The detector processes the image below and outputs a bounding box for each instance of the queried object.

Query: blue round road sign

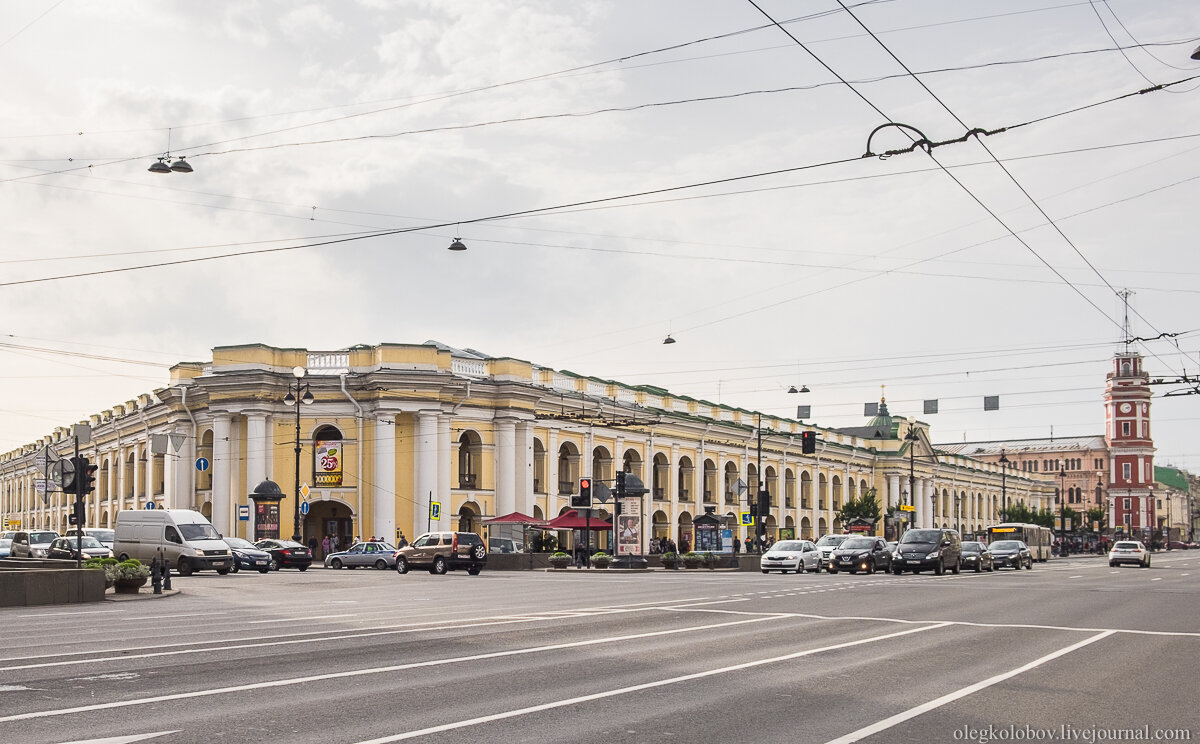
[195,457,210,472]
[299,501,310,515]
[145,501,156,510]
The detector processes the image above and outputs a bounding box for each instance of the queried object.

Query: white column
[889,474,900,510]
[547,428,560,518]
[495,417,516,516]
[437,414,451,526]
[416,411,439,532]
[212,414,231,534]
[922,479,933,528]
[373,417,396,541]
[245,413,268,539]
[515,420,534,515]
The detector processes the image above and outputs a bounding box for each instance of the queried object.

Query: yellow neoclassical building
[0,342,1051,549]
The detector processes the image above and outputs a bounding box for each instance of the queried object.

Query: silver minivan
[9,530,59,558]
[114,509,232,576]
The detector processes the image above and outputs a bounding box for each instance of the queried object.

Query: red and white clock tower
[1103,350,1156,539]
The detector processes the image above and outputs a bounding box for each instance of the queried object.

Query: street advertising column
[251,495,282,541]
[617,497,641,556]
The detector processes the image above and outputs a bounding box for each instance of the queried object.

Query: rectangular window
[1122,463,1131,481]
[1124,498,1131,510]
[1122,422,1130,436]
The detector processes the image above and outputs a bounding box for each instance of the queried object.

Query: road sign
[740,511,753,526]
[900,504,915,512]
[300,483,311,499]
[145,501,156,510]
[238,504,250,521]
[299,501,310,516]
[34,478,52,494]
[195,457,210,472]
[431,501,442,520]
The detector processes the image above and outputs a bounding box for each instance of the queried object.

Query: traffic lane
[845,630,1200,744]
[329,621,1094,743]
[0,610,955,743]
[0,603,799,724]
[750,567,1200,634]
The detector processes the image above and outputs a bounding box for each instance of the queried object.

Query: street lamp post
[1058,468,1067,555]
[284,366,314,542]
[905,425,918,536]
[998,449,1010,519]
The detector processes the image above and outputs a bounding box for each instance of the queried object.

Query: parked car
[814,534,852,569]
[64,528,116,551]
[0,538,12,557]
[960,541,994,572]
[255,539,312,571]
[46,535,112,560]
[9,530,59,558]
[892,528,962,575]
[488,537,522,554]
[223,537,274,573]
[1109,540,1151,568]
[394,531,486,575]
[828,536,892,574]
[885,541,898,557]
[989,540,1033,570]
[760,539,821,574]
[325,541,397,570]
[1166,541,1190,550]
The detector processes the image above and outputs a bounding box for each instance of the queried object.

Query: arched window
[457,431,483,489]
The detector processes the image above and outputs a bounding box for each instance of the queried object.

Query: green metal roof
[1154,466,1189,492]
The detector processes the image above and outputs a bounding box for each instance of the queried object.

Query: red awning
[545,509,612,531]
[482,511,546,526]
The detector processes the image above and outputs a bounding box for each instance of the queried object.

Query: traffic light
[801,430,816,454]
[70,500,85,526]
[59,456,78,494]
[757,489,769,518]
[81,459,97,495]
[572,477,593,509]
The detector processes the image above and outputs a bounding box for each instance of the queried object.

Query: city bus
[987,523,1052,562]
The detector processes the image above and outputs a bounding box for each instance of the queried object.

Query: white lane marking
[1151,578,1163,582]
[1069,575,1082,579]
[1183,574,1190,577]
[822,630,1114,744]
[17,610,122,618]
[351,622,952,743]
[69,672,139,682]
[58,731,179,744]
[0,614,789,721]
[246,613,356,624]
[0,684,32,691]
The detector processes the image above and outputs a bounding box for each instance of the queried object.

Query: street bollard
[150,556,162,594]
[162,555,172,591]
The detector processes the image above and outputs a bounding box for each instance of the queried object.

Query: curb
[105,588,182,602]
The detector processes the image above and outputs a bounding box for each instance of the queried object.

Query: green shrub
[116,559,150,580]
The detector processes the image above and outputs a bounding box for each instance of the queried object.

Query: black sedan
[254,539,312,571]
[827,536,892,574]
[989,539,1032,570]
[961,541,994,573]
[46,536,111,560]
[224,537,275,573]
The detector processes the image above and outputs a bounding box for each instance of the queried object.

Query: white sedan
[760,540,821,574]
[1109,540,1151,568]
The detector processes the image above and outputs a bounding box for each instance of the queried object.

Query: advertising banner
[314,440,343,487]
[617,497,641,555]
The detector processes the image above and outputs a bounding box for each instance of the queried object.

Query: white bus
[987,523,1052,562]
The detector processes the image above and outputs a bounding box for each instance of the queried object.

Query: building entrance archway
[303,499,355,559]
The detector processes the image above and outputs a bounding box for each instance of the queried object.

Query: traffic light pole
[74,436,81,570]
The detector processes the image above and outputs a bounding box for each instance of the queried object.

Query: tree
[1085,507,1105,534]
[837,487,881,526]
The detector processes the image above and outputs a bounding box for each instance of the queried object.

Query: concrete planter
[113,577,147,594]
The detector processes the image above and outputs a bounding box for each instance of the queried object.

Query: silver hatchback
[325,541,397,570]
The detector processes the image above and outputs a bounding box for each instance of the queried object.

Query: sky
[2,0,1200,468]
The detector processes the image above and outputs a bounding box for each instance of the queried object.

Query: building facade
[0,342,1048,551]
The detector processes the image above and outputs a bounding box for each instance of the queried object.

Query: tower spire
[1119,288,1134,353]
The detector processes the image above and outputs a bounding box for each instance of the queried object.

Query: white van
[114,509,232,576]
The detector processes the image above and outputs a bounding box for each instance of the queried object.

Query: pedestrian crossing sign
[740,511,753,526]
[431,501,442,520]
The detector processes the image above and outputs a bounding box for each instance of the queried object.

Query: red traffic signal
[572,478,593,508]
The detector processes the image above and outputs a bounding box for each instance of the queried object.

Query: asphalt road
[1,554,1197,744]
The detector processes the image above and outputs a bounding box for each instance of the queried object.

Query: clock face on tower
[1119,403,1131,413]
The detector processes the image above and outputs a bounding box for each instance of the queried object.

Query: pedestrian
[397,532,408,548]
[679,536,690,554]
[666,539,677,555]
[733,536,741,555]
[369,535,377,542]
[307,536,318,557]
[331,534,340,553]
